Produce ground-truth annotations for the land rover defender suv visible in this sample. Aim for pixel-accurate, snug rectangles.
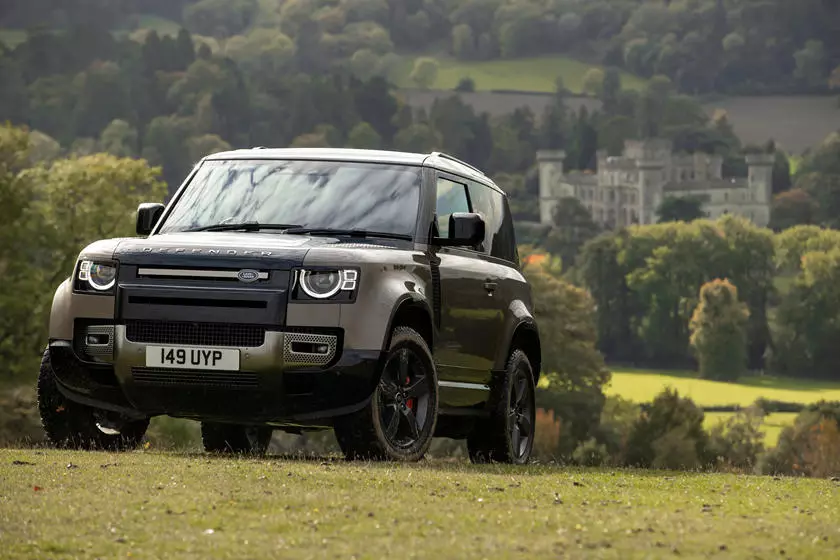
[39,148,541,463]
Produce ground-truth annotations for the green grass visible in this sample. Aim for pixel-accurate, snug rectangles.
[703,412,795,447]
[606,369,840,408]
[0,29,28,48]
[392,54,648,94]
[605,368,840,446]
[2,449,839,558]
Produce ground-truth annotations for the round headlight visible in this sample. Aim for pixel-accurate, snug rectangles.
[300,270,341,299]
[88,263,117,291]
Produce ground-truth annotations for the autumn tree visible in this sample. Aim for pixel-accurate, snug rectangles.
[689,279,749,381]
[520,250,610,457]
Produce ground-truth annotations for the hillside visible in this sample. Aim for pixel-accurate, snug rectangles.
[399,89,840,155]
[390,54,648,94]
[3,449,839,558]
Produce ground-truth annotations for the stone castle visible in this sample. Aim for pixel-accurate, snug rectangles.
[537,139,774,228]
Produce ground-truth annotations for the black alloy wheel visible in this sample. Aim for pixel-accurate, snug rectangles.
[334,327,439,461]
[507,366,534,460]
[467,349,536,464]
[377,346,433,449]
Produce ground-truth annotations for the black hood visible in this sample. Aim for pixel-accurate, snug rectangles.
[113,232,337,269]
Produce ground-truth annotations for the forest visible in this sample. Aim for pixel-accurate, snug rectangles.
[2,0,840,95]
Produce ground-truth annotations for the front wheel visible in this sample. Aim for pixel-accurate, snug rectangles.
[334,327,439,461]
[467,349,536,464]
[201,422,273,455]
[37,349,149,450]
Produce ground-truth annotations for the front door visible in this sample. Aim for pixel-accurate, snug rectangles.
[431,175,499,387]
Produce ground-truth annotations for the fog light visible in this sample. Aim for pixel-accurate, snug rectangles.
[87,334,109,345]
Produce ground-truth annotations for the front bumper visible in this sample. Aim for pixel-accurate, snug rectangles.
[49,325,383,425]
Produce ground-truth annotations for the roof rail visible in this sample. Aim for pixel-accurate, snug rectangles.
[430,152,485,176]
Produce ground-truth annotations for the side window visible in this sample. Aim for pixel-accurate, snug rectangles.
[495,196,518,263]
[435,177,470,238]
[466,181,499,254]
[468,181,517,262]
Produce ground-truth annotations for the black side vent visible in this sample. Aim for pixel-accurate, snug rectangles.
[430,258,442,329]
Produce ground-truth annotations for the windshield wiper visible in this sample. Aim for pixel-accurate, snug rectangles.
[283,227,413,241]
[183,222,301,233]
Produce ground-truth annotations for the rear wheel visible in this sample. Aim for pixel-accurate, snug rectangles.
[201,422,273,455]
[467,349,536,464]
[334,327,438,461]
[38,348,149,450]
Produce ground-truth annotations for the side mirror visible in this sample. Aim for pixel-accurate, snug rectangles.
[136,203,165,236]
[436,212,485,247]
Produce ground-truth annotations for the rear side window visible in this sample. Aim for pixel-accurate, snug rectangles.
[467,182,517,263]
[435,177,470,238]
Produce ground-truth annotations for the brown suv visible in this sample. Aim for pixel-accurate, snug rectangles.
[39,148,541,463]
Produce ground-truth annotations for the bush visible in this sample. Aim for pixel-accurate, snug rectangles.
[651,425,701,470]
[759,401,840,477]
[0,385,43,446]
[707,407,766,472]
[625,389,709,468]
[689,279,749,381]
[572,437,609,467]
[596,395,641,465]
[145,417,201,451]
[532,407,562,460]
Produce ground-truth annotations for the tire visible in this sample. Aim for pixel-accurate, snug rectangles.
[37,348,149,451]
[333,327,439,461]
[467,349,536,464]
[201,422,273,455]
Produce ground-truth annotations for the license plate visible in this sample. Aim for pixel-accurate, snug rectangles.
[145,346,240,371]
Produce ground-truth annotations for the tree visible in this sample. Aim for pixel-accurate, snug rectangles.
[224,29,295,77]
[182,0,258,38]
[770,189,818,231]
[689,279,749,381]
[409,57,439,89]
[581,68,605,96]
[543,196,600,269]
[793,40,827,87]
[346,121,382,149]
[773,247,840,379]
[656,196,707,223]
[521,251,610,456]
[3,151,166,379]
[98,119,138,158]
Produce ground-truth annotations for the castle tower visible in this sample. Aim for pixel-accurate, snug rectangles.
[746,154,775,204]
[537,150,566,225]
[631,140,669,225]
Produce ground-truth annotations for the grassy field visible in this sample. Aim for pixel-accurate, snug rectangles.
[606,369,840,446]
[1,449,839,559]
[0,29,27,48]
[391,54,648,94]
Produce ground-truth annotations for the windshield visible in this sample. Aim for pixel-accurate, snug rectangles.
[156,159,422,237]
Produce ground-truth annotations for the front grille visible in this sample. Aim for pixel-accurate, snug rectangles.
[125,320,266,348]
[131,367,259,389]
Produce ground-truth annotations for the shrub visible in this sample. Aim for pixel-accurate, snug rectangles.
[531,407,562,460]
[572,437,609,467]
[689,279,749,381]
[596,395,641,465]
[0,385,43,446]
[145,417,201,450]
[455,77,475,92]
[651,425,701,470]
[707,407,766,472]
[759,401,840,477]
[625,388,708,468]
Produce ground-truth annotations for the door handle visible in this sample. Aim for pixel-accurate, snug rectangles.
[483,281,497,293]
